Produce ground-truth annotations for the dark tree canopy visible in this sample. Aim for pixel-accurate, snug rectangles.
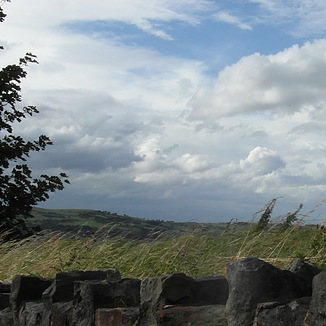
[0,1,7,24]
[0,1,69,239]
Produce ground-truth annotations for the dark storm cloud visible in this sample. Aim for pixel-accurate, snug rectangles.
[30,144,142,173]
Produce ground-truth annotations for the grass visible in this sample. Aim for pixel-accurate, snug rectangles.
[0,223,323,283]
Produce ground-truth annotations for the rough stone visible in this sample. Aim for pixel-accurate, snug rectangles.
[42,269,120,326]
[138,273,196,326]
[0,282,11,293]
[10,275,52,326]
[104,278,141,308]
[72,281,107,326]
[45,270,121,303]
[10,275,52,307]
[0,281,11,311]
[72,278,140,326]
[18,301,43,326]
[194,276,229,305]
[305,271,326,325]
[0,293,10,310]
[287,258,321,295]
[1,258,325,326]
[156,304,227,326]
[226,257,310,326]
[46,302,73,326]
[95,307,139,326]
[0,307,13,325]
[254,296,311,325]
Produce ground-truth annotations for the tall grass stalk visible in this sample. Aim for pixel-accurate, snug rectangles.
[0,223,322,282]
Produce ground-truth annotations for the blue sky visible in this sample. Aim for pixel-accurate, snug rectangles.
[2,0,326,223]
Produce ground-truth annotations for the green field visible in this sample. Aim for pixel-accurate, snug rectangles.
[0,210,324,282]
[27,207,243,240]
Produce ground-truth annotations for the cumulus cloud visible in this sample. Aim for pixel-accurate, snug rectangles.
[129,137,209,185]
[18,89,151,174]
[3,0,326,221]
[189,40,326,120]
[240,147,285,175]
[174,153,210,173]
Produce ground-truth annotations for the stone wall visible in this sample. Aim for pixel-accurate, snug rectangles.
[0,257,325,325]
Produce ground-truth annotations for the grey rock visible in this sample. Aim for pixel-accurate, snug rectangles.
[0,293,10,310]
[194,276,229,305]
[18,301,43,326]
[47,302,73,326]
[10,275,52,326]
[105,278,141,308]
[305,271,326,325]
[95,307,139,326]
[0,282,11,294]
[287,258,321,295]
[72,278,140,326]
[42,269,120,326]
[0,307,13,326]
[138,273,196,326]
[0,259,324,326]
[45,270,121,303]
[226,257,310,326]
[255,296,311,325]
[156,304,227,326]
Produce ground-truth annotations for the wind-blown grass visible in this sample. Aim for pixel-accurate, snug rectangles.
[0,223,321,283]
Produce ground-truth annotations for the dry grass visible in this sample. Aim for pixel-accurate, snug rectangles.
[0,223,321,282]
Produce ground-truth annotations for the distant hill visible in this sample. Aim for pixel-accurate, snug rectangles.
[27,208,248,240]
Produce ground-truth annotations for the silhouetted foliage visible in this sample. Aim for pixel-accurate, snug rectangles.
[280,203,303,231]
[0,2,69,239]
[254,198,278,232]
[0,1,8,24]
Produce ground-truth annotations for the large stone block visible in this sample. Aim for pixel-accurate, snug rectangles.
[45,270,121,303]
[10,275,52,308]
[0,282,11,294]
[18,301,43,326]
[138,273,196,326]
[254,297,311,325]
[287,258,321,296]
[42,269,120,326]
[226,257,311,326]
[72,278,140,326]
[10,275,52,326]
[48,302,73,326]
[95,307,139,326]
[156,304,227,326]
[103,278,141,308]
[0,307,13,326]
[0,282,15,311]
[0,293,10,310]
[305,271,326,325]
[194,276,229,305]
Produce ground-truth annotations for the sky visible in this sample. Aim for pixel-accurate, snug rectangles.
[2,0,326,223]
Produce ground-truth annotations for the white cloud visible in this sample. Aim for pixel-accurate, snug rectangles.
[248,0,326,37]
[3,0,215,39]
[3,0,326,221]
[0,26,207,118]
[189,40,326,120]
[174,153,210,173]
[213,11,252,30]
[240,147,285,175]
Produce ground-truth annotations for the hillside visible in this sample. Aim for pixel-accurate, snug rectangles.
[28,208,247,240]
[0,208,322,284]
